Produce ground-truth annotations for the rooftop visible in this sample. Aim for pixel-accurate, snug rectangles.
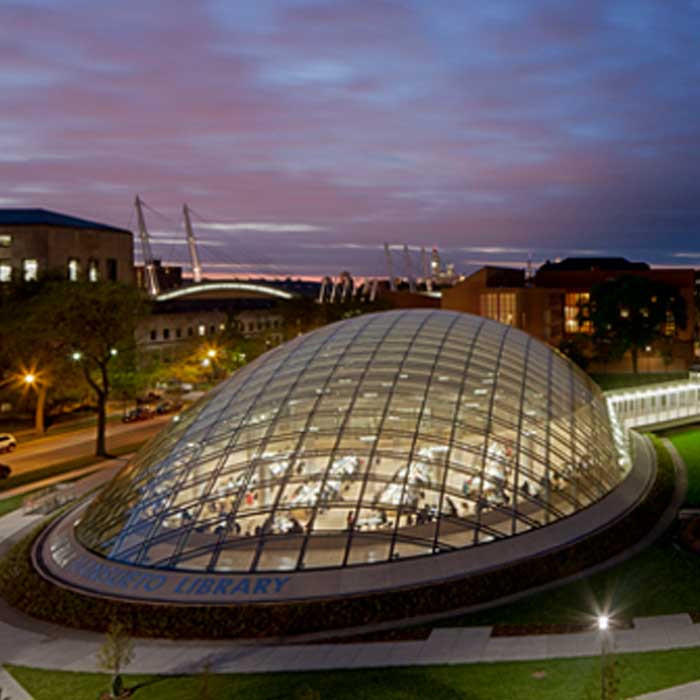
[0,208,131,234]
[538,257,649,272]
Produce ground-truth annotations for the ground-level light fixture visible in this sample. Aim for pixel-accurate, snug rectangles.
[207,349,217,359]
[201,358,211,368]
[71,351,82,361]
[110,348,118,357]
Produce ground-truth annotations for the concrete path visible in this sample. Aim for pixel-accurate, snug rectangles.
[0,667,32,700]
[635,680,700,699]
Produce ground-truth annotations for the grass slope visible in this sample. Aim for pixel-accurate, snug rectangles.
[9,648,700,700]
[438,539,700,628]
[0,440,145,494]
[665,426,700,506]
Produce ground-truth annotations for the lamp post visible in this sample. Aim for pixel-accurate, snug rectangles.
[23,371,47,436]
[598,615,610,700]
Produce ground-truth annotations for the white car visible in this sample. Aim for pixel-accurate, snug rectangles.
[0,434,17,453]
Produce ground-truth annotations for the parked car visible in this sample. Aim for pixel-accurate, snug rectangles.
[155,400,183,415]
[122,406,154,423]
[0,464,11,479]
[136,392,162,406]
[0,434,17,454]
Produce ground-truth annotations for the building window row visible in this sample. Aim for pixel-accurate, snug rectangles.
[0,257,118,283]
[149,323,223,343]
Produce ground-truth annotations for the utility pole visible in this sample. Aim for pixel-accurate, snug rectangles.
[134,195,159,297]
[183,204,203,284]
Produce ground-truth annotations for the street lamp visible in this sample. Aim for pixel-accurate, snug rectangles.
[71,351,82,362]
[598,614,612,700]
[17,369,47,435]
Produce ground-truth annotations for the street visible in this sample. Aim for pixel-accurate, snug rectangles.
[0,415,173,476]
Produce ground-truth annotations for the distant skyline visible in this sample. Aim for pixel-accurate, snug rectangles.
[3,0,700,277]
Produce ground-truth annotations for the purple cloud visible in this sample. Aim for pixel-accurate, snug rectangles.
[1,0,700,276]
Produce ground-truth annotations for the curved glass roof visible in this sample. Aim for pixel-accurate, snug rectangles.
[77,309,625,573]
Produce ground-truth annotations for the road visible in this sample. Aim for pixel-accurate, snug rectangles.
[0,415,172,476]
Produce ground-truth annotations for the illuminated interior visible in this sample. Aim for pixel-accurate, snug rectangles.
[77,309,625,573]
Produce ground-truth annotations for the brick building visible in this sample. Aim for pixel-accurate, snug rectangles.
[442,258,697,372]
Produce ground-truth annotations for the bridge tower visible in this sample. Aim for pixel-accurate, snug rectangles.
[134,195,159,297]
[183,204,203,284]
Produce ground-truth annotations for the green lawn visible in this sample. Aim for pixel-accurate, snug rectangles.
[437,537,700,628]
[0,440,146,495]
[591,372,687,391]
[9,647,700,700]
[665,426,700,506]
[0,492,27,517]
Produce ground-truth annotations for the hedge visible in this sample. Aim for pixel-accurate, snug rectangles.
[0,437,675,639]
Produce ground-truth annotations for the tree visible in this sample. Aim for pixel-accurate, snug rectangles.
[276,297,392,340]
[4,280,149,455]
[558,335,593,371]
[38,281,149,456]
[0,275,86,434]
[585,275,687,373]
[97,621,134,699]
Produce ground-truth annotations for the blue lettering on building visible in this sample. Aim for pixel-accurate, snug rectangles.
[69,556,292,598]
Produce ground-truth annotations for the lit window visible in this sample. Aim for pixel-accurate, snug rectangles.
[0,263,11,282]
[22,259,38,281]
[0,234,11,247]
[198,324,206,336]
[564,293,591,334]
[67,258,80,281]
[88,259,99,282]
[479,293,516,326]
[665,312,676,337]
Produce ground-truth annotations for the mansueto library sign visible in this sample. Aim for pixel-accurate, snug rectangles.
[36,513,298,604]
[68,553,290,600]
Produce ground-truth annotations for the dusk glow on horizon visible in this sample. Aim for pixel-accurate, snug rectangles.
[3,0,700,277]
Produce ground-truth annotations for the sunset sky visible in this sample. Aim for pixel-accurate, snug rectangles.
[3,0,700,277]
